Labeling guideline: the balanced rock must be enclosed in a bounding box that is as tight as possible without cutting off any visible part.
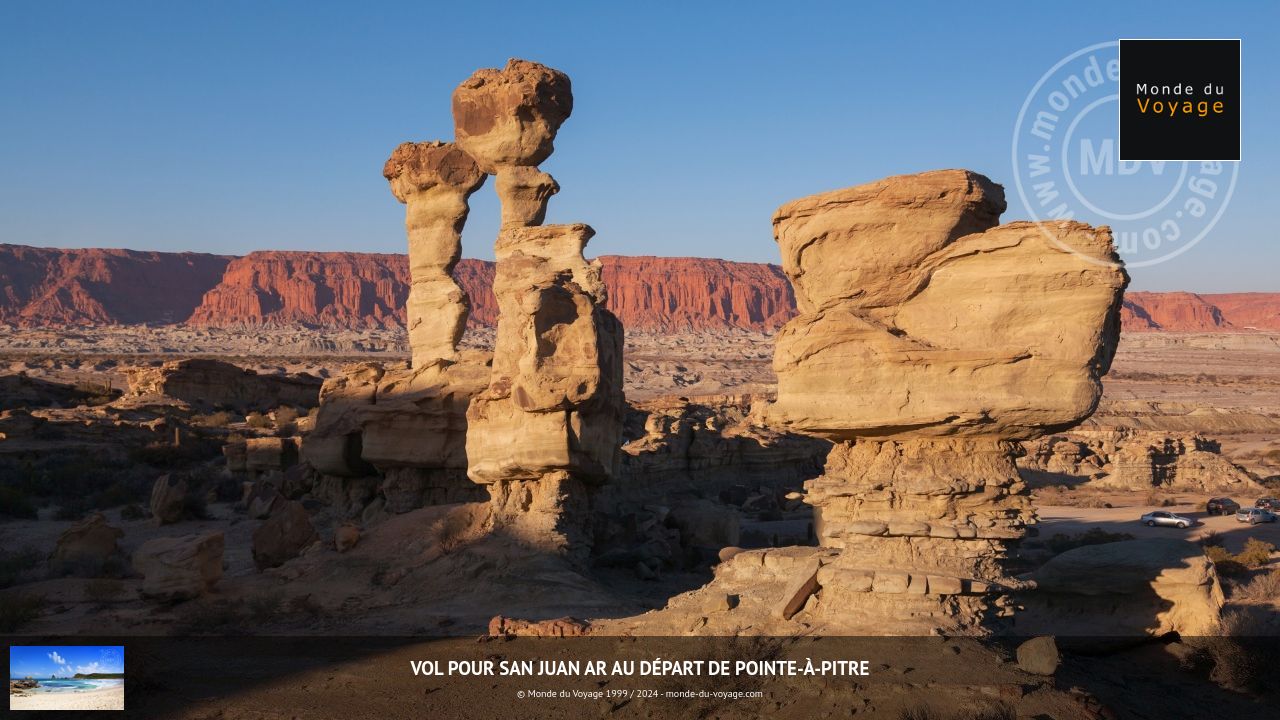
[49,513,123,577]
[762,169,1126,634]
[133,532,224,602]
[766,170,1127,441]
[456,60,624,560]
[452,58,573,174]
[383,141,486,366]
[252,501,318,570]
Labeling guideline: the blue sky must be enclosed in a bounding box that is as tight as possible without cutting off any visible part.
[10,646,124,678]
[0,1,1275,291]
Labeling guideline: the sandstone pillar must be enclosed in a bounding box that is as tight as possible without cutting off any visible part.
[383,141,486,368]
[453,59,624,558]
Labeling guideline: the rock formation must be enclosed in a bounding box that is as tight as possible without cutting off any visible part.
[1020,430,1262,492]
[762,169,1128,634]
[49,513,123,577]
[383,141,486,366]
[251,500,318,570]
[1019,538,1224,637]
[149,473,189,525]
[125,359,321,412]
[455,59,625,558]
[132,532,224,601]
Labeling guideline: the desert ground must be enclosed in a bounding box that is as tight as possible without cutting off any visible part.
[1,326,1277,717]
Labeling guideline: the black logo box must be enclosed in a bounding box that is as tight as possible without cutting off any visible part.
[1119,39,1241,161]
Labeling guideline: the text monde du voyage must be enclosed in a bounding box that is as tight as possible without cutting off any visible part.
[1134,83,1229,118]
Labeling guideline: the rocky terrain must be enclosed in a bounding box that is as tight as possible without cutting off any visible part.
[1,57,1277,719]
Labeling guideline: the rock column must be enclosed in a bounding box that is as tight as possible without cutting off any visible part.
[454,59,624,558]
[383,141,486,368]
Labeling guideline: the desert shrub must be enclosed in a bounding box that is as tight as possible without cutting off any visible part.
[245,412,271,429]
[1236,538,1275,568]
[1046,527,1135,555]
[0,594,44,632]
[1200,530,1225,547]
[75,379,119,406]
[0,486,37,519]
[0,548,41,588]
[195,411,234,428]
[274,406,300,425]
[1201,609,1280,692]
[1204,541,1273,577]
[1145,491,1177,507]
[1206,544,1247,577]
[1232,568,1280,603]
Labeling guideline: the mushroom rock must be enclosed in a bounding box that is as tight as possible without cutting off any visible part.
[763,169,1128,634]
[383,141,486,367]
[456,60,624,559]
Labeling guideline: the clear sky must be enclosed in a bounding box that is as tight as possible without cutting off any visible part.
[10,645,124,679]
[0,1,1275,291]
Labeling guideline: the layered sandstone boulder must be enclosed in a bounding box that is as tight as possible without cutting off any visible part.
[760,170,1128,634]
[1019,538,1224,637]
[767,171,1126,440]
[125,359,321,412]
[383,141,486,367]
[133,532,224,602]
[49,513,123,577]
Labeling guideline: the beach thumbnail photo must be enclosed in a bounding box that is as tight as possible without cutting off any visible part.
[9,645,125,711]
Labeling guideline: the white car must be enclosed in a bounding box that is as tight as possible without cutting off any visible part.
[1140,511,1195,528]
[1235,507,1278,525]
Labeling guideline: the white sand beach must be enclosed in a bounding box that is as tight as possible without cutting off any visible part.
[9,683,125,711]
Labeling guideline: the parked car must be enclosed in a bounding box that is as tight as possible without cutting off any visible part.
[1255,497,1280,511]
[1206,497,1241,515]
[1236,507,1278,525]
[1140,511,1196,528]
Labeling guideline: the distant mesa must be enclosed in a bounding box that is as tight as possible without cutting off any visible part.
[0,243,1274,333]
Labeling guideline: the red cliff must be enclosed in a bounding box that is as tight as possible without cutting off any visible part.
[4,243,1278,334]
[0,244,230,326]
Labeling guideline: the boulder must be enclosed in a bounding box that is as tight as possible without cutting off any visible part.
[335,523,360,553]
[1016,636,1060,675]
[149,473,188,525]
[49,513,123,576]
[252,501,318,570]
[1021,538,1224,637]
[132,532,224,602]
[125,358,321,412]
[765,170,1127,441]
[452,58,573,174]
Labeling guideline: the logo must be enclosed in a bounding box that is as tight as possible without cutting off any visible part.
[1011,41,1238,268]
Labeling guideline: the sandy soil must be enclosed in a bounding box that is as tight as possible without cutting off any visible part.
[9,683,125,710]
